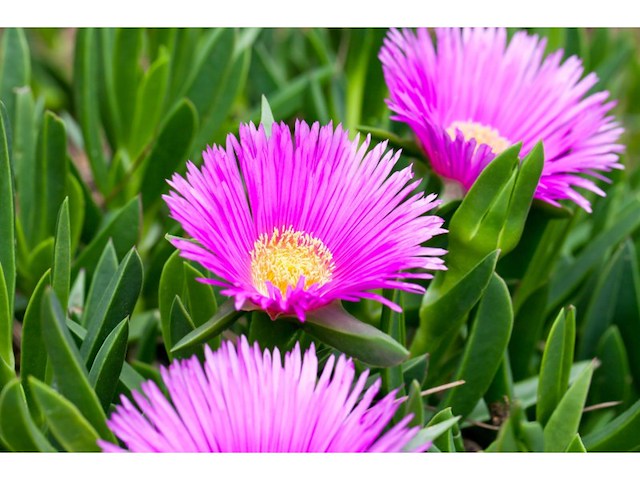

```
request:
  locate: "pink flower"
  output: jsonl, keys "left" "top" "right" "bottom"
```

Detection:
{"left": 163, "top": 120, "right": 446, "bottom": 321}
{"left": 99, "top": 336, "right": 428, "bottom": 452}
{"left": 380, "top": 28, "right": 624, "bottom": 212}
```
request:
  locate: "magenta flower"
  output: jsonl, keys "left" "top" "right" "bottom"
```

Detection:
{"left": 164, "top": 120, "right": 446, "bottom": 321}
{"left": 380, "top": 28, "right": 624, "bottom": 212}
{"left": 99, "top": 336, "right": 428, "bottom": 452}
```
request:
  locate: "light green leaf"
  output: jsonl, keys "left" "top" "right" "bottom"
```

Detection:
{"left": 260, "top": 95, "right": 275, "bottom": 136}
{"left": 0, "top": 28, "right": 30, "bottom": 121}
{"left": 52, "top": 197, "right": 71, "bottom": 312}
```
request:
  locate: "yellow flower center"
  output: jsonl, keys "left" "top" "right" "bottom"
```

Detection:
{"left": 250, "top": 226, "right": 335, "bottom": 297}
{"left": 446, "top": 120, "right": 511, "bottom": 155}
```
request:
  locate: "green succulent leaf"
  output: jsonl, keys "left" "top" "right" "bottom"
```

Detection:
{"left": 52, "top": 197, "right": 71, "bottom": 312}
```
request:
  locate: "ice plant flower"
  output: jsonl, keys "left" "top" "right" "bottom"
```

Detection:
{"left": 380, "top": 28, "right": 624, "bottom": 212}
{"left": 99, "top": 336, "right": 429, "bottom": 452}
{"left": 164, "top": 120, "right": 446, "bottom": 321}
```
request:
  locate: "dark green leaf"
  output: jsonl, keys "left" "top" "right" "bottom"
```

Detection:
{"left": 112, "top": 28, "right": 142, "bottom": 145}
{"left": 537, "top": 306, "right": 576, "bottom": 425}
{"left": 28, "top": 377, "right": 101, "bottom": 452}
{"left": 72, "top": 196, "right": 140, "bottom": 278}
{"left": 404, "top": 380, "right": 425, "bottom": 428}
{"left": 442, "top": 273, "right": 513, "bottom": 418}
{"left": 67, "top": 173, "right": 85, "bottom": 255}
{"left": 80, "top": 248, "right": 142, "bottom": 365}
{"left": 40, "top": 289, "right": 114, "bottom": 441}
{"left": 304, "top": 303, "right": 408, "bottom": 367}
{"left": 158, "top": 250, "right": 185, "bottom": 353}
{"left": 182, "top": 262, "right": 217, "bottom": 328}
{"left": 0, "top": 379, "right": 55, "bottom": 452}
{"left": 81, "top": 240, "right": 118, "bottom": 327}
{"left": 248, "top": 311, "right": 299, "bottom": 353}
{"left": 88, "top": 319, "right": 128, "bottom": 411}
{"left": 169, "top": 296, "right": 197, "bottom": 360}
{"left": 583, "top": 399, "right": 640, "bottom": 451}
{"left": 52, "top": 197, "right": 71, "bottom": 312}
{"left": 0, "top": 108, "right": 15, "bottom": 316}
{"left": 590, "top": 325, "right": 632, "bottom": 408}
{"left": 140, "top": 98, "right": 197, "bottom": 207}
{"left": 0, "top": 263, "right": 12, "bottom": 380}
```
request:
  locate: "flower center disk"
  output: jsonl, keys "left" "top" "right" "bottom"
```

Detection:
{"left": 446, "top": 120, "right": 511, "bottom": 155}
{"left": 250, "top": 226, "right": 335, "bottom": 297}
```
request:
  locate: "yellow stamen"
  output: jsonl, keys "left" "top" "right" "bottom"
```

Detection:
{"left": 446, "top": 120, "right": 511, "bottom": 155}
{"left": 250, "top": 226, "right": 335, "bottom": 297}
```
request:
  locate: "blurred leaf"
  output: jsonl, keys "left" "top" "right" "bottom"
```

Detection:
{"left": 67, "top": 173, "right": 85, "bottom": 255}
{"left": 72, "top": 196, "right": 140, "bottom": 278}
{"left": 510, "top": 284, "right": 549, "bottom": 380}
{"left": 260, "top": 95, "right": 275, "bottom": 136}
{"left": 543, "top": 361, "right": 595, "bottom": 452}
{"left": 19, "top": 269, "right": 50, "bottom": 409}
{"left": 40, "top": 289, "right": 114, "bottom": 441}
{"left": 0, "top": 107, "right": 15, "bottom": 316}
{"left": 427, "top": 408, "right": 457, "bottom": 452}
{"left": 411, "top": 249, "right": 499, "bottom": 357}
{"left": 112, "top": 28, "right": 143, "bottom": 146}
{"left": 140, "top": 98, "right": 197, "bottom": 208}
{"left": 14, "top": 87, "right": 37, "bottom": 235}
{"left": 547, "top": 197, "right": 640, "bottom": 313}
{"left": 356, "top": 126, "right": 423, "bottom": 158}
{"left": 73, "top": 28, "right": 108, "bottom": 193}
{"left": 0, "top": 379, "right": 55, "bottom": 452}
{"left": 0, "top": 263, "right": 13, "bottom": 387}
{"left": 442, "top": 273, "right": 513, "bottom": 418}
{"left": 80, "top": 248, "right": 142, "bottom": 365}
{"left": 303, "top": 303, "right": 409, "bottom": 367}
{"left": 404, "top": 380, "right": 424, "bottom": 428}
{"left": 129, "top": 48, "right": 170, "bottom": 158}
{"left": 52, "top": 197, "right": 71, "bottom": 312}
{"left": 583, "top": 398, "right": 640, "bottom": 451}
{"left": 537, "top": 306, "right": 576, "bottom": 426}
{"left": 28, "top": 377, "right": 101, "bottom": 452}
{"left": 26, "top": 237, "right": 54, "bottom": 289}
{"left": 0, "top": 28, "right": 30, "bottom": 121}
{"left": 590, "top": 325, "right": 632, "bottom": 408}
{"left": 88, "top": 319, "right": 128, "bottom": 411}
{"left": 171, "top": 299, "right": 242, "bottom": 354}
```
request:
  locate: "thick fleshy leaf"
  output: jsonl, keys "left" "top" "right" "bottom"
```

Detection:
{"left": 13, "top": 87, "right": 37, "bottom": 244}
{"left": 80, "top": 248, "right": 142, "bottom": 365}
{"left": 0, "top": 109, "right": 15, "bottom": 317}
{"left": 52, "top": 197, "right": 71, "bottom": 312}
{"left": 28, "top": 377, "right": 101, "bottom": 452}
{"left": 40, "top": 289, "right": 114, "bottom": 441}
{"left": 72, "top": 196, "right": 140, "bottom": 278}
{"left": 88, "top": 319, "right": 128, "bottom": 411}
{"left": 0, "top": 379, "right": 55, "bottom": 452}
{"left": 158, "top": 250, "right": 184, "bottom": 353}
{"left": 543, "top": 361, "right": 595, "bottom": 452}
{"left": 537, "top": 306, "right": 576, "bottom": 426}
{"left": 81, "top": 240, "right": 118, "bottom": 327}
{"left": 171, "top": 299, "right": 242, "bottom": 354}
{"left": 169, "top": 296, "right": 197, "bottom": 360}
{"left": 411, "top": 249, "right": 499, "bottom": 357}
{"left": 402, "top": 415, "right": 460, "bottom": 452}
{"left": 565, "top": 433, "right": 587, "bottom": 452}
{"left": 583, "top": 399, "right": 640, "bottom": 451}
{"left": 19, "top": 269, "right": 51, "bottom": 409}
{"left": 182, "top": 263, "right": 217, "bottom": 328}
{"left": 442, "top": 273, "right": 513, "bottom": 418}
{"left": 403, "top": 380, "right": 425, "bottom": 428}
{"left": 248, "top": 310, "right": 299, "bottom": 353}
{"left": 140, "top": 98, "right": 197, "bottom": 208}
{"left": 73, "top": 28, "right": 108, "bottom": 193}
{"left": 303, "top": 303, "right": 409, "bottom": 367}
{"left": 67, "top": 173, "right": 85, "bottom": 255}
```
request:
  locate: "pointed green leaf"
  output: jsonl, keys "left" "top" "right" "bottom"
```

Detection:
{"left": 260, "top": 95, "right": 275, "bottom": 136}
{"left": 140, "top": 98, "right": 197, "bottom": 207}
{"left": 14, "top": 87, "right": 37, "bottom": 237}
{"left": 0, "top": 379, "right": 55, "bottom": 452}
{"left": 411, "top": 249, "right": 499, "bottom": 357}
{"left": 171, "top": 299, "right": 243, "bottom": 354}
{"left": 182, "top": 262, "right": 217, "bottom": 328}
{"left": 248, "top": 310, "right": 299, "bottom": 353}
{"left": 442, "top": 273, "right": 513, "bottom": 418}
{"left": 402, "top": 415, "right": 460, "bottom": 452}
{"left": 303, "top": 303, "right": 408, "bottom": 367}
{"left": 72, "top": 195, "right": 141, "bottom": 278}
{"left": 543, "top": 361, "right": 595, "bottom": 452}
{"left": 67, "top": 173, "right": 85, "bottom": 255}
{"left": 52, "top": 197, "right": 71, "bottom": 312}
{"left": 591, "top": 325, "right": 632, "bottom": 408}
{"left": 565, "top": 433, "right": 587, "bottom": 452}
{"left": 81, "top": 240, "right": 118, "bottom": 327}
{"left": 169, "top": 296, "right": 197, "bottom": 360}
{"left": 0, "top": 263, "right": 12, "bottom": 380}
{"left": 0, "top": 108, "right": 15, "bottom": 316}
{"left": 537, "top": 306, "right": 576, "bottom": 425}
{"left": 159, "top": 250, "right": 185, "bottom": 354}
{"left": 80, "top": 248, "right": 142, "bottom": 365}
{"left": 427, "top": 408, "right": 457, "bottom": 452}
{"left": 28, "top": 377, "right": 101, "bottom": 452}
{"left": 20, "top": 269, "right": 51, "bottom": 408}
{"left": 88, "top": 319, "right": 128, "bottom": 411}
{"left": 40, "top": 289, "right": 114, "bottom": 441}
{"left": 404, "top": 380, "right": 425, "bottom": 428}
{"left": 583, "top": 399, "right": 640, "bottom": 451}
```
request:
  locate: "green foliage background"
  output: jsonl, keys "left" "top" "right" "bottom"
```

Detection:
{"left": 1, "top": 28, "right": 640, "bottom": 452}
